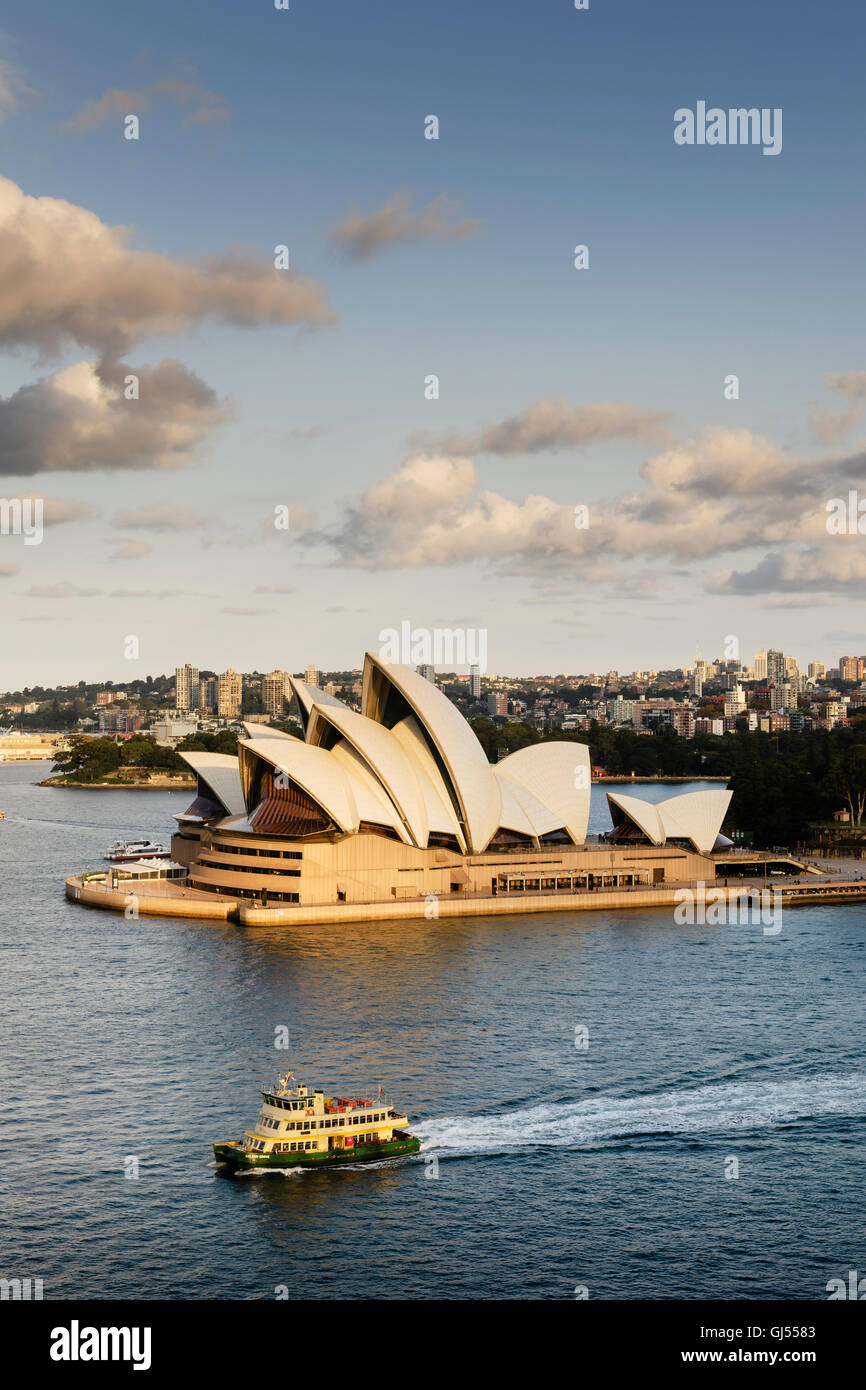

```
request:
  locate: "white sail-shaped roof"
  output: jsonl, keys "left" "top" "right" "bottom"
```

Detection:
{"left": 606, "top": 788, "right": 732, "bottom": 855}
{"left": 606, "top": 791, "right": 665, "bottom": 845}
{"left": 389, "top": 715, "right": 467, "bottom": 848}
{"left": 241, "top": 721, "right": 300, "bottom": 742}
{"left": 494, "top": 773, "right": 568, "bottom": 841}
{"left": 176, "top": 751, "right": 246, "bottom": 817}
{"left": 238, "top": 737, "right": 359, "bottom": 833}
{"left": 289, "top": 679, "right": 349, "bottom": 735}
{"left": 493, "top": 777, "right": 542, "bottom": 844}
{"left": 657, "top": 789, "right": 733, "bottom": 855}
{"left": 307, "top": 702, "right": 429, "bottom": 846}
{"left": 328, "top": 736, "right": 413, "bottom": 843}
{"left": 496, "top": 741, "right": 591, "bottom": 845}
{"left": 362, "top": 653, "right": 501, "bottom": 853}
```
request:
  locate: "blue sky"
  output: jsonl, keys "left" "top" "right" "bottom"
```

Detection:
{"left": 1, "top": 0, "right": 865, "bottom": 686}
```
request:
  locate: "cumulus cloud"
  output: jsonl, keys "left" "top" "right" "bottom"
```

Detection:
{"left": 0, "top": 173, "right": 334, "bottom": 475}
{"left": 322, "top": 414, "right": 866, "bottom": 596}
{"left": 331, "top": 191, "right": 480, "bottom": 260}
{"left": 440, "top": 397, "right": 676, "bottom": 456}
{"left": 708, "top": 548, "right": 866, "bottom": 596}
{"left": 62, "top": 78, "right": 229, "bottom": 133}
{"left": 0, "top": 174, "right": 335, "bottom": 357}
{"left": 329, "top": 454, "right": 585, "bottom": 569}
{"left": 0, "top": 358, "right": 231, "bottom": 474}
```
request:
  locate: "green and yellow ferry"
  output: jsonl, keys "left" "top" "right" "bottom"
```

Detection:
{"left": 214, "top": 1071, "right": 421, "bottom": 1172}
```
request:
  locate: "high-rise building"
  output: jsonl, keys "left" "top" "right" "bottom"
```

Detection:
{"left": 672, "top": 708, "right": 695, "bottom": 738}
{"left": 487, "top": 693, "right": 508, "bottom": 717}
{"left": 469, "top": 664, "right": 481, "bottom": 698}
{"left": 808, "top": 662, "right": 826, "bottom": 680}
{"left": 198, "top": 677, "right": 217, "bottom": 713}
{"left": 304, "top": 664, "right": 319, "bottom": 688}
{"left": 839, "top": 656, "right": 861, "bottom": 682}
{"left": 779, "top": 683, "right": 798, "bottom": 710}
{"left": 175, "top": 664, "right": 199, "bottom": 712}
{"left": 766, "top": 649, "right": 785, "bottom": 688}
{"left": 690, "top": 669, "right": 703, "bottom": 699}
{"left": 262, "top": 670, "right": 292, "bottom": 718}
{"left": 217, "top": 669, "right": 242, "bottom": 720}
{"left": 611, "top": 696, "right": 635, "bottom": 724}
{"left": 416, "top": 664, "right": 436, "bottom": 683}
{"left": 754, "top": 650, "right": 768, "bottom": 681}
{"left": 724, "top": 685, "right": 745, "bottom": 718}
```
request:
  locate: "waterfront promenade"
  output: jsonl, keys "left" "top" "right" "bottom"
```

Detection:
{"left": 66, "top": 866, "right": 866, "bottom": 927}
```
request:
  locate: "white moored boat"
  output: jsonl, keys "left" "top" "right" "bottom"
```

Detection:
{"left": 105, "top": 839, "right": 171, "bottom": 862}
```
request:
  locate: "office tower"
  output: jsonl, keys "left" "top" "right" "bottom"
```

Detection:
{"left": 672, "top": 708, "right": 695, "bottom": 738}
{"left": 611, "top": 696, "right": 636, "bottom": 724}
{"left": 754, "top": 650, "right": 768, "bottom": 681}
{"left": 175, "top": 664, "right": 199, "bottom": 713}
{"left": 217, "top": 669, "right": 243, "bottom": 719}
{"left": 470, "top": 664, "right": 481, "bottom": 698}
{"left": 839, "top": 656, "right": 861, "bottom": 682}
{"left": 262, "top": 670, "right": 292, "bottom": 718}
{"left": 775, "top": 683, "right": 797, "bottom": 710}
{"left": 724, "top": 684, "right": 745, "bottom": 718}
{"left": 198, "top": 677, "right": 216, "bottom": 713}
{"left": 766, "top": 650, "right": 785, "bottom": 688}
{"left": 487, "top": 693, "right": 508, "bottom": 717}
{"left": 807, "top": 662, "right": 826, "bottom": 680}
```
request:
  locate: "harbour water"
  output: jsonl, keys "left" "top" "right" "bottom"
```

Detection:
{"left": 1, "top": 762, "right": 864, "bottom": 1300}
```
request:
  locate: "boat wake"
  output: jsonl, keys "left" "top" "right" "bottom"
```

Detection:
{"left": 236, "top": 1165, "right": 308, "bottom": 1179}
{"left": 415, "top": 1072, "right": 866, "bottom": 1158}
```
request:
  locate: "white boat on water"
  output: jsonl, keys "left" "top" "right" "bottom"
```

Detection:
{"left": 105, "top": 839, "right": 171, "bottom": 862}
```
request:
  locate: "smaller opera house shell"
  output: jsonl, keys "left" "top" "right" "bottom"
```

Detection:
{"left": 170, "top": 654, "right": 732, "bottom": 911}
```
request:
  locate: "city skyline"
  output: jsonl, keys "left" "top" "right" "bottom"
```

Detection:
{"left": 4, "top": 641, "right": 866, "bottom": 701}
{"left": 2, "top": 1, "right": 865, "bottom": 687}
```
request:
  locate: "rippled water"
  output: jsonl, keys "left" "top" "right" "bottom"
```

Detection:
{"left": 1, "top": 763, "right": 864, "bottom": 1300}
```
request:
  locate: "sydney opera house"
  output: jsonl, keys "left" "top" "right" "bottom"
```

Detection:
{"left": 167, "top": 652, "right": 734, "bottom": 916}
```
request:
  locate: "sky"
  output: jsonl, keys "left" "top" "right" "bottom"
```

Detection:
{"left": 1, "top": 0, "right": 865, "bottom": 688}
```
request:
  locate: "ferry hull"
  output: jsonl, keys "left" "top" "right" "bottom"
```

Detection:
{"left": 214, "top": 1136, "right": 420, "bottom": 1171}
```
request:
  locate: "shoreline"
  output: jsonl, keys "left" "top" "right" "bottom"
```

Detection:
{"left": 66, "top": 873, "right": 866, "bottom": 926}
{"left": 38, "top": 777, "right": 195, "bottom": 790}
{"left": 36, "top": 773, "right": 721, "bottom": 789}
{"left": 591, "top": 775, "right": 730, "bottom": 783}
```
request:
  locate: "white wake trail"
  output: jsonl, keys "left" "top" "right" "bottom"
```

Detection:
{"left": 416, "top": 1073, "right": 866, "bottom": 1157}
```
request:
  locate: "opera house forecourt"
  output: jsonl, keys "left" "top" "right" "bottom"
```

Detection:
{"left": 61, "top": 652, "right": 773, "bottom": 927}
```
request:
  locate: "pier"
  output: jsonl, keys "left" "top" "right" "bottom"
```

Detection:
{"left": 65, "top": 871, "right": 866, "bottom": 927}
